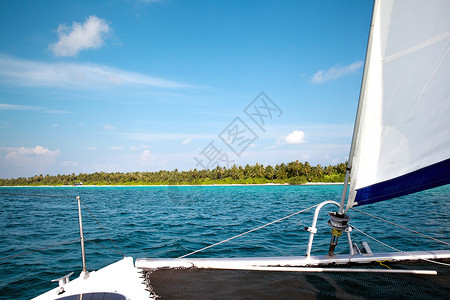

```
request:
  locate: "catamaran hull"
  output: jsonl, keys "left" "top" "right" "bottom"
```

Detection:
{"left": 136, "top": 250, "right": 450, "bottom": 271}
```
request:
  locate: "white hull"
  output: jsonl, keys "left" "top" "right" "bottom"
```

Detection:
{"left": 32, "top": 257, "right": 149, "bottom": 300}
{"left": 33, "top": 250, "right": 450, "bottom": 299}
{"left": 136, "top": 249, "right": 450, "bottom": 271}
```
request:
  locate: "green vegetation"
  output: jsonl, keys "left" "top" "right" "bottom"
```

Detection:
{"left": 0, "top": 161, "right": 346, "bottom": 186}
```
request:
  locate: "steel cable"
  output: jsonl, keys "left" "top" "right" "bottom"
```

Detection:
{"left": 178, "top": 203, "right": 321, "bottom": 259}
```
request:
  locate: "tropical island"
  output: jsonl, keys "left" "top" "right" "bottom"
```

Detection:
{"left": 0, "top": 161, "right": 346, "bottom": 186}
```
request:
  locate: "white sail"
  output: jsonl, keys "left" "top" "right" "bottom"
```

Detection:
{"left": 347, "top": 0, "right": 450, "bottom": 208}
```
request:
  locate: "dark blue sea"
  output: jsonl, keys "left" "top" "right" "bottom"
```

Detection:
{"left": 0, "top": 185, "right": 449, "bottom": 299}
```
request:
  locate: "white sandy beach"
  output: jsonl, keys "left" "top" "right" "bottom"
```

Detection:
{"left": 3, "top": 182, "right": 344, "bottom": 188}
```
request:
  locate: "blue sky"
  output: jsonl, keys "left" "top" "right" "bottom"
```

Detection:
{"left": 0, "top": 0, "right": 373, "bottom": 178}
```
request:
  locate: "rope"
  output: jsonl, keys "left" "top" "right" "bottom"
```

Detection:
{"left": 0, "top": 192, "right": 74, "bottom": 199}
{"left": 0, "top": 192, "right": 125, "bottom": 259}
{"left": 376, "top": 260, "right": 392, "bottom": 269}
{"left": 0, "top": 238, "right": 81, "bottom": 261}
{"left": 178, "top": 203, "right": 320, "bottom": 259}
{"left": 351, "top": 225, "right": 450, "bottom": 267}
{"left": 78, "top": 197, "right": 125, "bottom": 257}
{"left": 85, "top": 239, "right": 125, "bottom": 256}
{"left": 351, "top": 208, "right": 450, "bottom": 246}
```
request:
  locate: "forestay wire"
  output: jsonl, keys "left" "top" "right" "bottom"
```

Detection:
{"left": 0, "top": 192, "right": 125, "bottom": 260}
{"left": 0, "top": 192, "right": 74, "bottom": 198}
{"left": 351, "top": 225, "right": 450, "bottom": 267}
{"left": 0, "top": 238, "right": 81, "bottom": 261}
{"left": 78, "top": 197, "right": 125, "bottom": 257}
{"left": 350, "top": 207, "right": 450, "bottom": 267}
{"left": 350, "top": 207, "right": 450, "bottom": 247}
{"left": 178, "top": 203, "right": 321, "bottom": 259}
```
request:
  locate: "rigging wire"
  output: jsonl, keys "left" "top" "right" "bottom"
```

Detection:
{"left": 0, "top": 192, "right": 125, "bottom": 259}
{"left": 0, "top": 192, "right": 74, "bottom": 198}
{"left": 79, "top": 197, "right": 125, "bottom": 257}
{"left": 350, "top": 207, "right": 450, "bottom": 247}
{"left": 0, "top": 239, "right": 81, "bottom": 261}
{"left": 351, "top": 225, "right": 450, "bottom": 267}
{"left": 178, "top": 203, "right": 321, "bottom": 259}
{"left": 85, "top": 239, "right": 124, "bottom": 256}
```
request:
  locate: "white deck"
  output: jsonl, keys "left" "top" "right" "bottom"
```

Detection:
{"left": 136, "top": 250, "right": 450, "bottom": 270}
{"left": 32, "top": 257, "right": 150, "bottom": 300}
{"left": 32, "top": 250, "right": 450, "bottom": 299}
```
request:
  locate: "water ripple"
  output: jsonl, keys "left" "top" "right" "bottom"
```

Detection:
{"left": 0, "top": 185, "right": 449, "bottom": 299}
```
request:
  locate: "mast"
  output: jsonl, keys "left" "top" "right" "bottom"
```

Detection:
{"left": 77, "top": 196, "right": 89, "bottom": 278}
{"left": 328, "top": 0, "right": 379, "bottom": 256}
{"left": 338, "top": 0, "right": 378, "bottom": 214}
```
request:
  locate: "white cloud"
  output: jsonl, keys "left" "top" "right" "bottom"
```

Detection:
{"left": 86, "top": 146, "right": 97, "bottom": 151}
{"left": 140, "top": 149, "right": 156, "bottom": 164}
{"left": 141, "top": 149, "right": 152, "bottom": 158}
{"left": 103, "top": 124, "right": 116, "bottom": 130}
{"left": 0, "top": 55, "right": 192, "bottom": 89}
{"left": 0, "top": 103, "right": 70, "bottom": 114}
{"left": 0, "top": 121, "right": 12, "bottom": 128}
{"left": 119, "top": 132, "right": 213, "bottom": 142}
{"left": 0, "top": 103, "right": 40, "bottom": 110}
{"left": 311, "top": 61, "right": 363, "bottom": 83}
{"left": 300, "top": 153, "right": 311, "bottom": 160}
{"left": 181, "top": 138, "right": 192, "bottom": 145}
{"left": 130, "top": 145, "right": 150, "bottom": 151}
{"left": 110, "top": 145, "right": 124, "bottom": 151}
{"left": 0, "top": 145, "right": 61, "bottom": 177}
{"left": 49, "top": 16, "right": 111, "bottom": 57}
{"left": 62, "top": 160, "right": 78, "bottom": 167}
{"left": 46, "top": 110, "right": 70, "bottom": 114}
{"left": 285, "top": 130, "right": 306, "bottom": 144}
{"left": 278, "top": 130, "right": 306, "bottom": 145}
{"left": 2, "top": 145, "right": 60, "bottom": 167}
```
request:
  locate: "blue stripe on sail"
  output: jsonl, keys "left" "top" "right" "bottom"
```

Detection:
{"left": 355, "top": 158, "right": 450, "bottom": 206}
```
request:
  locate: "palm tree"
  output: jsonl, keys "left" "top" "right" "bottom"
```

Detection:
{"left": 265, "top": 165, "right": 275, "bottom": 180}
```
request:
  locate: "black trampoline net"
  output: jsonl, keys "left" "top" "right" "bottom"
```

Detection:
{"left": 140, "top": 260, "right": 450, "bottom": 299}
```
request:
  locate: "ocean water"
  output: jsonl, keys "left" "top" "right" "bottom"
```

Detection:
{"left": 0, "top": 184, "right": 449, "bottom": 299}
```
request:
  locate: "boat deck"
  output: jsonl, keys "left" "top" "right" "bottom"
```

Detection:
{"left": 32, "top": 251, "right": 450, "bottom": 299}
{"left": 32, "top": 257, "right": 150, "bottom": 300}
{"left": 137, "top": 251, "right": 450, "bottom": 299}
{"left": 142, "top": 261, "right": 450, "bottom": 299}
{"left": 135, "top": 250, "right": 450, "bottom": 269}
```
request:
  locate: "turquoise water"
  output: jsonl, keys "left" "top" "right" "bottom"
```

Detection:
{"left": 0, "top": 185, "right": 449, "bottom": 299}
